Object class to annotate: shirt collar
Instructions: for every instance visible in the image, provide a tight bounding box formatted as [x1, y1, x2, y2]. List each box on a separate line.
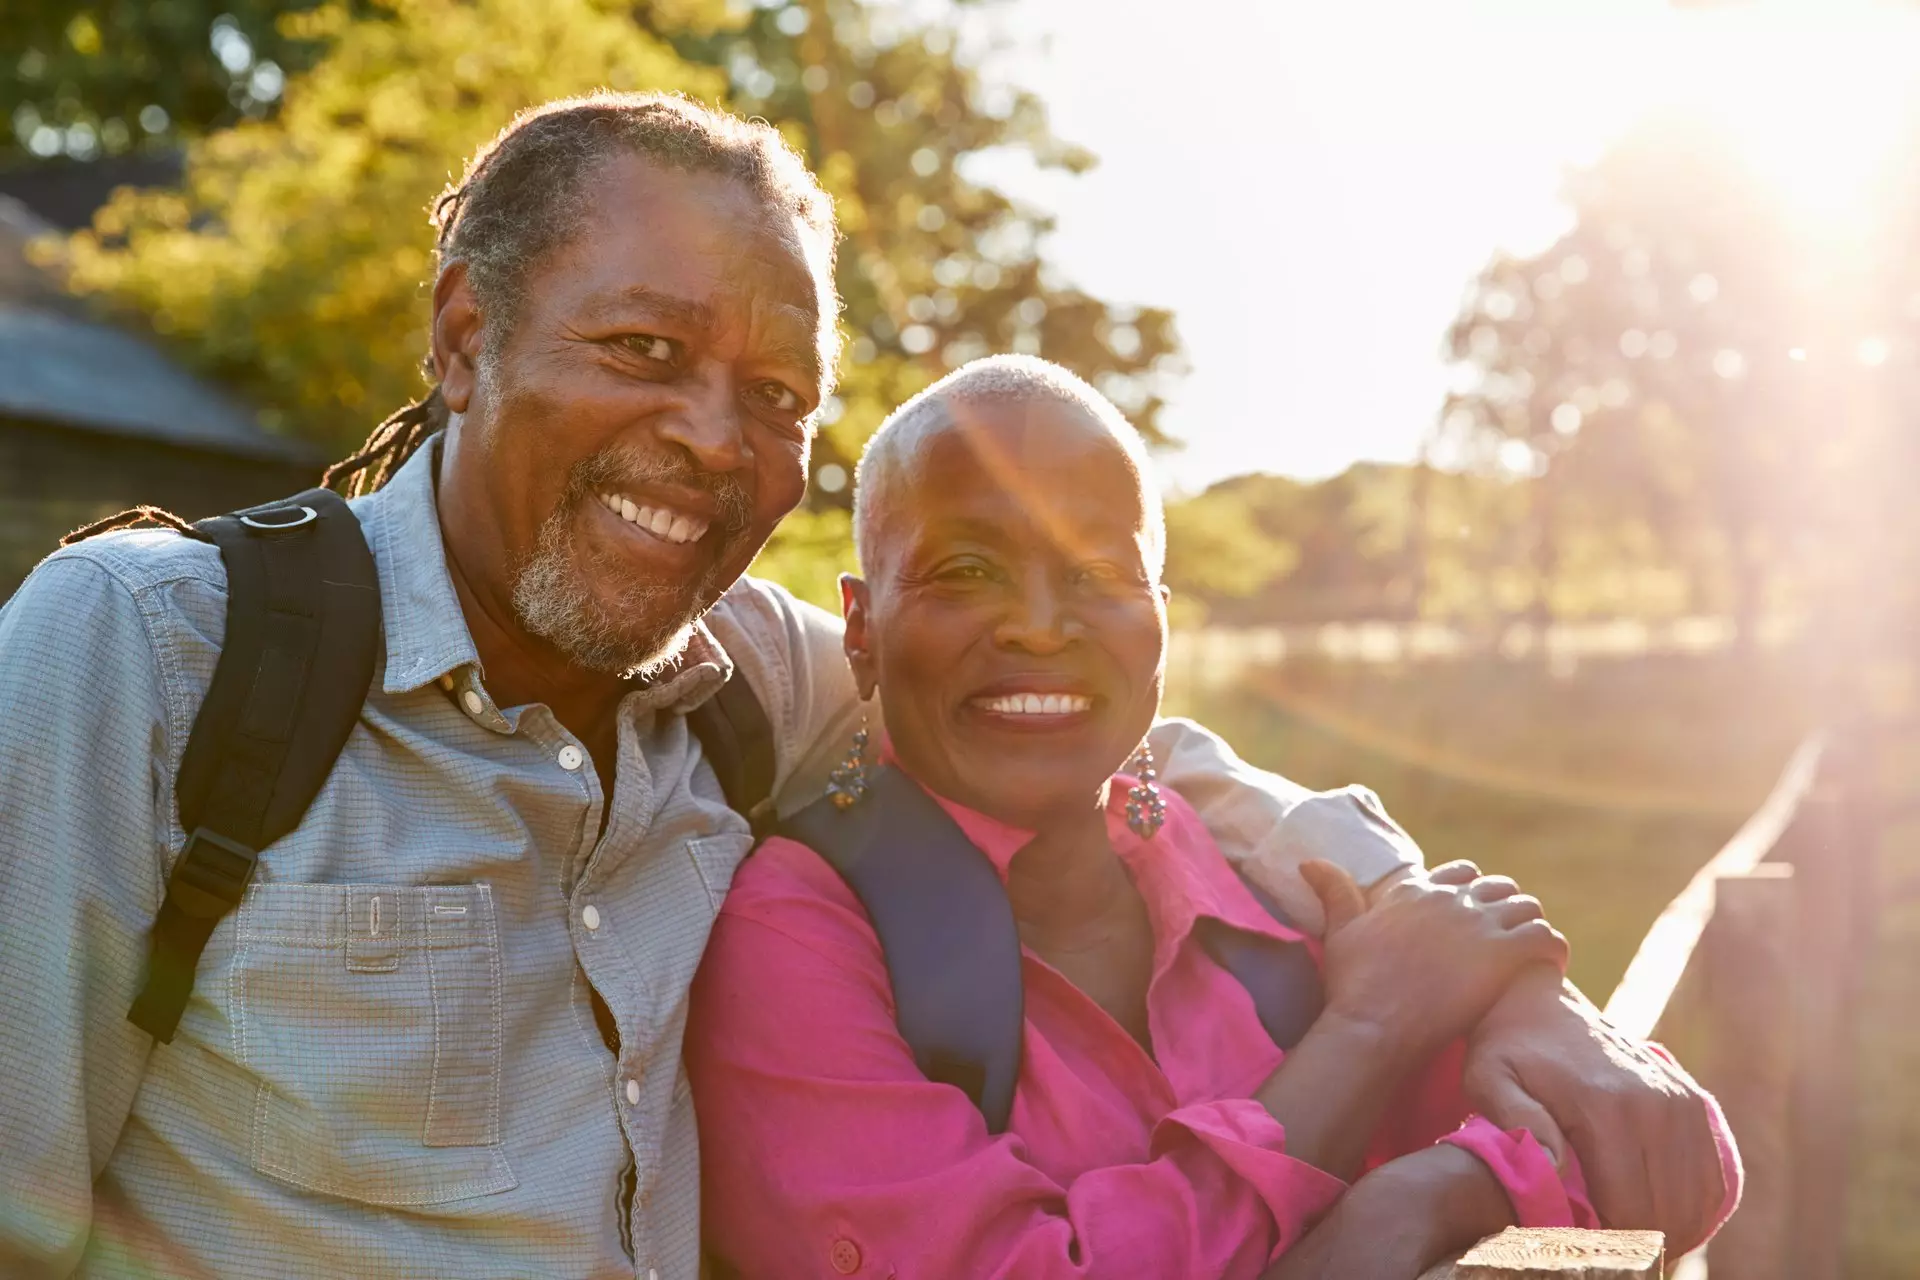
[349, 438, 480, 695]
[883, 748, 1303, 956]
[347, 435, 734, 713]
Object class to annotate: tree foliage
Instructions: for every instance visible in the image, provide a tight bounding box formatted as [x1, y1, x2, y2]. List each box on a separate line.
[3, 1, 327, 160]
[1437, 113, 1920, 646]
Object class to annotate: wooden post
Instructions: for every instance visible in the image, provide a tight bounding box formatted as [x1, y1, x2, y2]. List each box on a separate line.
[1693, 864, 1796, 1280]
[1416, 1228, 1663, 1279]
[1782, 735, 1873, 1280]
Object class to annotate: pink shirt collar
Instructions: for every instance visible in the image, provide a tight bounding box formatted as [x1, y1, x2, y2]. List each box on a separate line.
[877, 740, 1307, 973]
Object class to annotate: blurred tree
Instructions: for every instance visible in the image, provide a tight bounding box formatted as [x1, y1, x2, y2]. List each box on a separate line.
[1, 1, 352, 160]
[1162, 485, 1298, 626]
[1437, 113, 1920, 649]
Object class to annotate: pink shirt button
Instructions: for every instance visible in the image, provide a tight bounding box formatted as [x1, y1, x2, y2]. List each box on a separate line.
[829, 1238, 861, 1274]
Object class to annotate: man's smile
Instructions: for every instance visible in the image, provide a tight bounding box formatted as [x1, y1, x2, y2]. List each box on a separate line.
[595, 489, 712, 546]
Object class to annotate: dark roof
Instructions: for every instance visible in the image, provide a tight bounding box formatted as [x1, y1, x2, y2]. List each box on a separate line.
[0, 153, 186, 232]
[0, 193, 316, 464]
[0, 302, 315, 462]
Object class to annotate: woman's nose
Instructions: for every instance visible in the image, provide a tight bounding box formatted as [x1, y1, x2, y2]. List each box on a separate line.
[994, 578, 1078, 653]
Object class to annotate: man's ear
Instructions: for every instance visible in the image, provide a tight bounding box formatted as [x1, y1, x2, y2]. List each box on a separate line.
[840, 573, 879, 701]
[431, 263, 485, 415]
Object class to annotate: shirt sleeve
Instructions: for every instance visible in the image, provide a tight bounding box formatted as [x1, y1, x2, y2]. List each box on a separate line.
[1384, 1041, 1741, 1244]
[703, 575, 864, 819]
[0, 556, 174, 1273]
[685, 841, 1348, 1280]
[1148, 717, 1425, 935]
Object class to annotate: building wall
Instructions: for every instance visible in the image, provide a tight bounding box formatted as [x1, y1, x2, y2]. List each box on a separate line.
[1, 417, 320, 599]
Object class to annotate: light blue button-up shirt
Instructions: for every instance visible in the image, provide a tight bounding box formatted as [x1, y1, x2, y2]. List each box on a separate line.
[0, 440, 1421, 1277]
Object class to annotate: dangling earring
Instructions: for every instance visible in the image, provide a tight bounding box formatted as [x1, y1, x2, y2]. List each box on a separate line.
[1124, 740, 1166, 839]
[827, 720, 872, 810]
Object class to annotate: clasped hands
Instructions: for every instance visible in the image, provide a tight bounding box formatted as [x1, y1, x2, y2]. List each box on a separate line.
[1274, 858, 1726, 1278]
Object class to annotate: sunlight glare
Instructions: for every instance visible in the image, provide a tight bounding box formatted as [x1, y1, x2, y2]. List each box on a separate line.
[1654, 15, 1916, 232]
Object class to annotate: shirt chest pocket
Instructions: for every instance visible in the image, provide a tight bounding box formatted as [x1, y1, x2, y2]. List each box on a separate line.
[231, 882, 517, 1206]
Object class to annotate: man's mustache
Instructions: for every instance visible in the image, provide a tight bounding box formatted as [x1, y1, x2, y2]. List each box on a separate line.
[567, 445, 752, 538]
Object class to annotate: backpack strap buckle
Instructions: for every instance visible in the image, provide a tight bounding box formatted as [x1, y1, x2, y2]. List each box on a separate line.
[128, 827, 262, 1043]
[167, 827, 260, 918]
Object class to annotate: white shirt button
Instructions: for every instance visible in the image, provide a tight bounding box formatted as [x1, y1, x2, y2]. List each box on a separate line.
[460, 689, 485, 716]
[648, 1270, 659, 1280]
[624, 1077, 641, 1106]
[581, 904, 601, 932]
[557, 744, 585, 771]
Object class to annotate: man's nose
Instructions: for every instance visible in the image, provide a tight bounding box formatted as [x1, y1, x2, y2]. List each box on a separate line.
[654, 370, 751, 473]
[994, 574, 1078, 654]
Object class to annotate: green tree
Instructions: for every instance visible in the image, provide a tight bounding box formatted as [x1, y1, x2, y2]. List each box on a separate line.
[1, 0, 349, 160]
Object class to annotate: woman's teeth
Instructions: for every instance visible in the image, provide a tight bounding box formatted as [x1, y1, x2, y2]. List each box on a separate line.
[598, 492, 710, 546]
[976, 693, 1093, 716]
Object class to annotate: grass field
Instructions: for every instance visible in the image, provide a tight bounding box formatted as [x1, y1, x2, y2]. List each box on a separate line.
[1168, 651, 1814, 996]
[1166, 650, 1920, 1276]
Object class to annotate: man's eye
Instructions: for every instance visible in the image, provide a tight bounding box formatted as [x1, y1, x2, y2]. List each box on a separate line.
[755, 382, 804, 413]
[620, 333, 680, 362]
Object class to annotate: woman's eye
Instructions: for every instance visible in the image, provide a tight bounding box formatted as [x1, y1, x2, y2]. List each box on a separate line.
[620, 333, 680, 362]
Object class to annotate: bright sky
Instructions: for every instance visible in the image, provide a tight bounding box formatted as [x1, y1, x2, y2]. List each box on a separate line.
[965, 0, 1920, 490]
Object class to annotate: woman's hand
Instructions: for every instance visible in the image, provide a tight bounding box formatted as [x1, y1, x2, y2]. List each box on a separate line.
[1302, 858, 1569, 1068]
[1262, 1144, 1516, 1280]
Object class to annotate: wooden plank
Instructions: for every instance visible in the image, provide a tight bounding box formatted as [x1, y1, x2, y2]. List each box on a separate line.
[1693, 864, 1795, 1280]
[1604, 733, 1824, 1039]
[1785, 729, 1876, 1280]
[1416, 1228, 1663, 1278]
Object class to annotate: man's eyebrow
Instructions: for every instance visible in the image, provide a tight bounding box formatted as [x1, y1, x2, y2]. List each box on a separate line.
[760, 328, 824, 389]
[591, 285, 714, 331]
[589, 287, 823, 388]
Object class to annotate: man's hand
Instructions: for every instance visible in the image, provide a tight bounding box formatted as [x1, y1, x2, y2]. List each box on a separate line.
[1463, 962, 1727, 1254]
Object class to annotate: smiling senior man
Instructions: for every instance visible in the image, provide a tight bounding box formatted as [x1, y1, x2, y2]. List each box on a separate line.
[0, 93, 1726, 1278]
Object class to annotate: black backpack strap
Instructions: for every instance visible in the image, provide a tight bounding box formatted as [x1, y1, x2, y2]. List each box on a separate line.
[686, 670, 779, 838]
[127, 489, 381, 1042]
[1196, 873, 1325, 1052]
[783, 764, 1025, 1133]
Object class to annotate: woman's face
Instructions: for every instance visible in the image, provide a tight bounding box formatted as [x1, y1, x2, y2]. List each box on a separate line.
[844, 400, 1168, 830]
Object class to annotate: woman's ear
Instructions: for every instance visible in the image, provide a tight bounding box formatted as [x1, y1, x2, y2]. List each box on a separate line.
[432, 263, 484, 415]
[840, 573, 879, 701]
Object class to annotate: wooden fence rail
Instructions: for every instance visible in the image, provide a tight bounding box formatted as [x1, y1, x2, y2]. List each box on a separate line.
[1427, 727, 1872, 1278]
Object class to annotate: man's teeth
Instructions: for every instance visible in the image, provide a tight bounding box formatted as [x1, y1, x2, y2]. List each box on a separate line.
[598, 493, 710, 546]
[977, 693, 1093, 716]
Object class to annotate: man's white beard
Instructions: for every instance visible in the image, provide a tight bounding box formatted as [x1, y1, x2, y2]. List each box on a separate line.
[510, 498, 707, 679]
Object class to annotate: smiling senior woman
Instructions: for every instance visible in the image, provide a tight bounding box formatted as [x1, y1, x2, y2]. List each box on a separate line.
[685, 356, 1736, 1279]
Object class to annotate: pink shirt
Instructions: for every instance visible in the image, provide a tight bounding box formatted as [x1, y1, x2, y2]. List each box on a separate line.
[686, 773, 1728, 1278]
